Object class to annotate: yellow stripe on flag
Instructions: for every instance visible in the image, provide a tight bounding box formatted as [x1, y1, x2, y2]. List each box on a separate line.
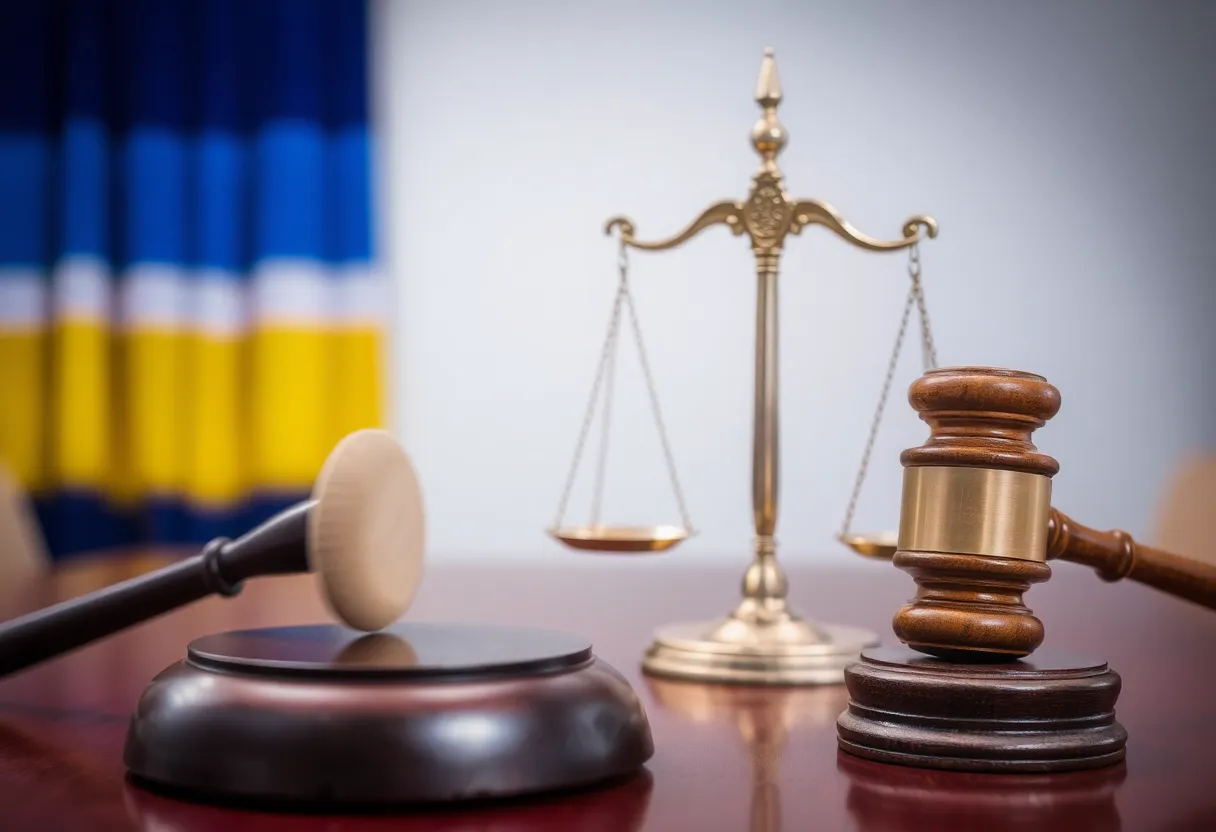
[185, 332, 245, 505]
[23, 316, 386, 510]
[250, 327, 330, 491]
[51, 320, 111, 492]
[123, 329, 185, 495]
[330, 327, 385, 445]
[0, 331, 47, 491]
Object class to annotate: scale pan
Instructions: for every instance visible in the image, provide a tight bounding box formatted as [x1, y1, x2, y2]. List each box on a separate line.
[550, 525, 689, 553]
[839, 531, 898, 559]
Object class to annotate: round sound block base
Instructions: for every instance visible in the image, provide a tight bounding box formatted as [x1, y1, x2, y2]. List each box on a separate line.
[836, 647, 1127, 773]
[123, 623, 654, 805]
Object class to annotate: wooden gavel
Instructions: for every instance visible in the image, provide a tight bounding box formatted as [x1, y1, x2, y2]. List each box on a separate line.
[0, 429, 425, 678]
[890, 366, 1216, 660]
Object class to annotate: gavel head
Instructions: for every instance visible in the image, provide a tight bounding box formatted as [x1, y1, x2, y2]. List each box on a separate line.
[219, 428, 426, 632]
[891, 366, 1061, 661]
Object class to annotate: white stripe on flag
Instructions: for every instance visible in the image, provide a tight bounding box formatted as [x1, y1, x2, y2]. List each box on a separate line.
[0, 268, 47, 329]
[251, 259, 333, 326]
[52, 255, 112, 322]
[118, 263, 187, 330]
[192, 271, 247, 337]
[49, 259, 390, 331]
[335, 263, 388, 327]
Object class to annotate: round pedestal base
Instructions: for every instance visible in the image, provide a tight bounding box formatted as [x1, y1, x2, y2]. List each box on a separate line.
[642, 620, 879, 685]
[836, 647, 1127, 773]
[123, 623, 654, 805]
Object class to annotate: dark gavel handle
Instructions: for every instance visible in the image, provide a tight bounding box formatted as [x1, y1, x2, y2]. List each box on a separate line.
[0, 501, 312, 678]
[1047, 508, 1216, 611]
[0, 542, 239, 677]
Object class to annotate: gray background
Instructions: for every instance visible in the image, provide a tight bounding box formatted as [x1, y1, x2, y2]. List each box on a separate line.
[371, 0, 1216, 562]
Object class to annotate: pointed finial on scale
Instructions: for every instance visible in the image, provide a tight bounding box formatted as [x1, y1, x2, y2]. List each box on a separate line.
[755, 47, 782, 108]
[751, 47, 787, 170]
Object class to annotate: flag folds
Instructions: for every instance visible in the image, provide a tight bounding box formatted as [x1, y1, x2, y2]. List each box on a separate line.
[0, 0, 384, 558]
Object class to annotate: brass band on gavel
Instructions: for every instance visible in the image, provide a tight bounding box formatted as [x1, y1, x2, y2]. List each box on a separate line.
[899, 466, 1052, 564]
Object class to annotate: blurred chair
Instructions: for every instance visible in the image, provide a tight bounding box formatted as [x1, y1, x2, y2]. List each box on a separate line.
[0, 464, 48, 579]
[1153, 452, 1216, 565]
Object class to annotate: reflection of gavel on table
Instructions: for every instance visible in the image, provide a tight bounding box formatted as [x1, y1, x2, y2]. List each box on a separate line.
[885, 366, 1216, 659]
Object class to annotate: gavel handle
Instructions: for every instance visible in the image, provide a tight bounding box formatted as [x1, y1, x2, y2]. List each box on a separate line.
[0, 540, 242, 678]
[1047, 508, 1216, 611]
[0, 501, 312, 678]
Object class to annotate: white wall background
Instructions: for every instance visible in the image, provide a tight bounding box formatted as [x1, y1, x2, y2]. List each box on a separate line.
[371, 0, 1216, 562]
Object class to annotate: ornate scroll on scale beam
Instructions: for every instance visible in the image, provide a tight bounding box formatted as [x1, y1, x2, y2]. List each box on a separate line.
[606, 47, 938, 686]
[606, 50, 936, 260]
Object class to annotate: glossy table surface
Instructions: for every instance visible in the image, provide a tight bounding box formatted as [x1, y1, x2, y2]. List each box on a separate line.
[0, 549, 1213, 831]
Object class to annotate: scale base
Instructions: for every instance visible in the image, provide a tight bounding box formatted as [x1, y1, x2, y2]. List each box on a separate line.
[123, 622, 653, 805]
[836, 646, 1127, 773]
[641, 614, 879, 686]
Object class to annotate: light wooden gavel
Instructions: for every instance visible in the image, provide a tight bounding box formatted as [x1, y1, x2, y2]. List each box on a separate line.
[887, 366, 1216, 660]
[0, 429, 425, 677]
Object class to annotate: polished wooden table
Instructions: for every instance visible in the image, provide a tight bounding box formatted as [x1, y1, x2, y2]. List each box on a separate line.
[0, 550, 1213, 831]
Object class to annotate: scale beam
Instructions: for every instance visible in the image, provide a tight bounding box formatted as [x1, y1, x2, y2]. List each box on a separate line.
[583, 47, 937, 686]
[604, 203, 743, 252]
[790, 202, 937, 252]
[607, 196, 935, 257]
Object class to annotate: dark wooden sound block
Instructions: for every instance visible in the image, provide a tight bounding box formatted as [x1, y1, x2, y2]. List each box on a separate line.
[836, 647, 1126, 773]
[122, 622, 654, 805]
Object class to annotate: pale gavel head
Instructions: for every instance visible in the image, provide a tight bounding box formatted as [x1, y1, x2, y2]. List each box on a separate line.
[218, 427, 427, 631]
[891, 366, 1062, 661]
[305, 428, 427, 630]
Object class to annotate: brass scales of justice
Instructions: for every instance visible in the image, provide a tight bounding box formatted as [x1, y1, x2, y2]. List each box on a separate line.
[548, 47, 943, 685]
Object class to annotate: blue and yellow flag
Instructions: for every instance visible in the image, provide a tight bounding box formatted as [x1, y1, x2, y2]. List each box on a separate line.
[0, 0, 384, 558]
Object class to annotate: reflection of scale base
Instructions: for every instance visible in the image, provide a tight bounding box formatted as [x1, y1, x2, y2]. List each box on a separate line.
[642, 614, 879, 685]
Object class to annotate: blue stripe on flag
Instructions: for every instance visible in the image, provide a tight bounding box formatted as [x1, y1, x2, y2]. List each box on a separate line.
[35, 490, 311, 558]
[324, 0, 368, 129]
[255, 122, 326, 260]
[253, 0, 323, 124]
[0, 3, 51, 132]
[36, 492, 134, 558]
[196, 131, 248, 272]
[116, 0, 190, 132]
[62, 0, 111, 125]
[199, 0, 250, 134]
[122, 128, 186, 264]
[0, 135, 49, 265]
[59, 119, 109, 259]
[186, 492, 312, 550]
[329, 127, 372, 263]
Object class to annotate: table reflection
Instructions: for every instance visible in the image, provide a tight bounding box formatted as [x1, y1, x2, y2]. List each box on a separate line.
[0, 718, 133, 831]
[124, 768, 653, 832]
[0, 708, 654, 831]
[838, 751, 1126, 832]
[646, 675, 847, 832]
